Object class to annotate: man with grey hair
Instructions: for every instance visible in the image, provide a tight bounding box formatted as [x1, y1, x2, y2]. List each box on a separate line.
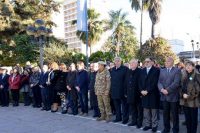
[110, 57, 129, 124]
[158, 57, 181, 133]
[125, 59, 143, 128]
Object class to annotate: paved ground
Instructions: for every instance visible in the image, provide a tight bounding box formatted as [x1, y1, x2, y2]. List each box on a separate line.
[0, 104, 199, 133]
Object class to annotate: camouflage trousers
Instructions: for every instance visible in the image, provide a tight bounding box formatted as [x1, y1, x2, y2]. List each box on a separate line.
[97, 95, 112, 117]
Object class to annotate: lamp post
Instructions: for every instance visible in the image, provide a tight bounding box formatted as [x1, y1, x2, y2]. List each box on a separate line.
[26, 19, 52, 69]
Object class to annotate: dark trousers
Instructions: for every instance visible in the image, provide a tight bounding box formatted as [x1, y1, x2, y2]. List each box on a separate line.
[90, 89, 100, 116]
[163, 101, 179, 133]
[32, 85, 42, 106]
[78, 91, 88, 113]
[41, 87, 50, 109]
[129, 101, 143, 126]
[0, 89, 9, 106]
[113, 97, 129, 121]
[23, 92, 31, 106]
[184, 106, 198, 133]
[11, 89, 19, 104]
[68, 89, 78, 115]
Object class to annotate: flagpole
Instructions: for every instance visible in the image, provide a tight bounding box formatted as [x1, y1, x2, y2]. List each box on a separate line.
[85, 0, 89, 69]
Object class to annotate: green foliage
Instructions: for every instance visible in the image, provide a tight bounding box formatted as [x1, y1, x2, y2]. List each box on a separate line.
[0, 0, 60, 44]
[0, 34, 38, 66]
[73, 9, 105, 54]
[102, 13, 139, 63]
[137, 37, 179, 65]
[72, 53, 87, 65]
[44, 41, 71, 65]
[89, 51, 114, 63]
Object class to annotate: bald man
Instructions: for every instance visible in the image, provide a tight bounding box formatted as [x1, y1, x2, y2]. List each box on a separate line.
[158, 57, 181, 133]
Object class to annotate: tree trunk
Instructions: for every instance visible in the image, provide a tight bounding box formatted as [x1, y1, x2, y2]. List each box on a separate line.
[90, 45, 92, 56]
[151, 23, 155, 39]
[140, 0, 144, 49]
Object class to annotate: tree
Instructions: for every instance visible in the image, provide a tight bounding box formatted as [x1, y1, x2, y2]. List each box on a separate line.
[137, 37, 179, 65]
[89, 51, 114, 63]
[102, 26, 138, 62]
[73, 9, 104, 54]
[129, 0, 162, 39]
[44, 40, 72, 64]
[0, 0, 60, 44]
[0, 34, 38, 66]
[106, 9, 134, 56]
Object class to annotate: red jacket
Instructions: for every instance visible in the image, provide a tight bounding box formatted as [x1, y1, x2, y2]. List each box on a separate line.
[8, 74, 21, 90]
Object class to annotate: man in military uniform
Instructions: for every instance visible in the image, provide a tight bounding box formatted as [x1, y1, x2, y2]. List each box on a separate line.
[95, 61, 112, 122]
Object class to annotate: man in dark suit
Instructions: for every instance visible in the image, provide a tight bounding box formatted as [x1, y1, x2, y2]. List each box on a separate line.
[110, 57, 129, 124]
[139, 58, 160, 132]
[0, 68, 10, 107]
[125, 59, 143, 128]
[158, 57, 181, 133]
[76, 61, 89, 116]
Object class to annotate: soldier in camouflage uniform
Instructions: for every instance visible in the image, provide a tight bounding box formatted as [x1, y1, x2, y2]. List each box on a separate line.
[95, 61, 112, 122]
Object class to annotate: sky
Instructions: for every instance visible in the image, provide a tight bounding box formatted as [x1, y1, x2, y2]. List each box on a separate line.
[52, 0, 200, 51]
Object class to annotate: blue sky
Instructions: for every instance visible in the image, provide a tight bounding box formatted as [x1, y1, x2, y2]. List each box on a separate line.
[53, 0, 200, 51]
[108, 0, 200, 50]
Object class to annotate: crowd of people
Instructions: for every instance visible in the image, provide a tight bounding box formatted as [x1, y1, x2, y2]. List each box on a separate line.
[0, 57, 200, 133]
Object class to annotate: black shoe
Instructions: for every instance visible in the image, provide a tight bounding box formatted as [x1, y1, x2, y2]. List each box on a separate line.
[32, 104, 37, 108]
[122, 120, 128, 124]
[161, 129, 170, 133]
[136, 124, 142, 129]
[128, 122, 136, 126]
[51, 108, 58, 113]
[113, 119, 122, 123]
[143, 126, 151, 131]
[93, 114, 100, 118]
[152, 127, 157, 132]
[36, 105, 41, 108]
[41, 107, 46, 111]
[46, 108, 51, 111]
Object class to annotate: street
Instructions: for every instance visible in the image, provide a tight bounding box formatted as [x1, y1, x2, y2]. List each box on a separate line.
[0, 105, 199, 133]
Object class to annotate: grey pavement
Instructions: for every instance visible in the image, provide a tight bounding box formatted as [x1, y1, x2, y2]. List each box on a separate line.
[0, 104, 199, 133]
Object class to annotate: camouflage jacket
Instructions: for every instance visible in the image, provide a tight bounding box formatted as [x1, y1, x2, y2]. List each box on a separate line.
[95, 68, 111, 95]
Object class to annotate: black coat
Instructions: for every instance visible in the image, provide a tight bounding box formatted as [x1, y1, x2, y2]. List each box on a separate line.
[110, 65, 128, 99]
[51, 70, 68, 92]
[125, 68, 141, 104]
[139, 66, 160, 109]
[0, 74, 9, 90]
[66, 71, 77, 89]
[76, 69, 89, 93]
[88, 71, 97, 91]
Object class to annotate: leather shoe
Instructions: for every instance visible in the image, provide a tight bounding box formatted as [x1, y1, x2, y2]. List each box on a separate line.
[143, 126, 151, 131]
[112, 119, 122, 123]
[152, 127, 157, 132]
[128, 122, 136, 126]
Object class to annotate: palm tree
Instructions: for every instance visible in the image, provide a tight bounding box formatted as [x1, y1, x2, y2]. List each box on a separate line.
[129, 0, 162, 39]
[73, 9, 104, 55]
[107, 9, 133, 56]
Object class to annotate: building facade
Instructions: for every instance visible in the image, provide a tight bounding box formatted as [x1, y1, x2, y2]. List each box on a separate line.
[63, 0, 109, 53]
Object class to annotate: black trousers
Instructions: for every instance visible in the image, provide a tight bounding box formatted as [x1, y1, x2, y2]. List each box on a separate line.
[11, 89, 19, 104]
[113, 97, 129, 121]
[69, 89, 78, 115]
[32, 85, 42, 106]
[162, 101, 179, 133]
[0, 89, 9, 106]
[129, 101, 143, 126]
[184, 106, 198, 133]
